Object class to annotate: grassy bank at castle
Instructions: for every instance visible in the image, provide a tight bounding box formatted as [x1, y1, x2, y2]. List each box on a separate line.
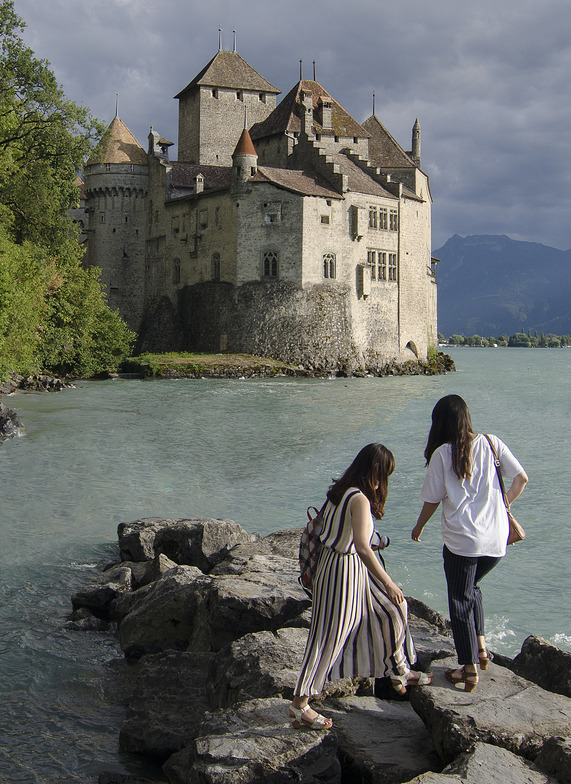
[120, 351, 455, 379]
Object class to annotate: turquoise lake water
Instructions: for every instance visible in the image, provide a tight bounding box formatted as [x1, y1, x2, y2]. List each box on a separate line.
[0, 346, 569, 781]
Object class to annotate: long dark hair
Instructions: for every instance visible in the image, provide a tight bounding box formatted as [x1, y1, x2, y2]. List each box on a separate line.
[424, 394, 474, 479]
[327, 443, 395, 520]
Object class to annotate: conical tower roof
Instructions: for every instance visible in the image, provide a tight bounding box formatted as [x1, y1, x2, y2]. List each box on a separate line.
[232, 127, 257, 157]
[86, 117, 147, 166]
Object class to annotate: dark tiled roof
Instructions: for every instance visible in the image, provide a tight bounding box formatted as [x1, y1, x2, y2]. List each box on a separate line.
[175, 50, 280, 98]
[254, 166, 342, 198]
[362, 115, 415, 168]
[329, 153, 397, 199]
[171, 162, 232, 191]
[250, 80, 370, 141]
[86, 117, 147, 166]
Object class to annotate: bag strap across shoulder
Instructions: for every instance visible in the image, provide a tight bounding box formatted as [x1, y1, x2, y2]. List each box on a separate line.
[484, 434, 509, 509]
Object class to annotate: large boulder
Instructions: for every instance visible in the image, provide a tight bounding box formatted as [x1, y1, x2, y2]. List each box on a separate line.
[71, 565, 133, 619]
[511, 635, 571, 698]
[119, 650, 213, 760]
[117, 517, 257, 571]
[324, 695, 440, 783]
[409, 657, 571, 765]
[116, 566, 209, 659]
[163, 698, 341, 784]
[404, 742, 559, 784]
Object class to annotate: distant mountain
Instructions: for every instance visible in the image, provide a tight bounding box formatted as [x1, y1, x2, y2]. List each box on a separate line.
[433, 234, 571, 337]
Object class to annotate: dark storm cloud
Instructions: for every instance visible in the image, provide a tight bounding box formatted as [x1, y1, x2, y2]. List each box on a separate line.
[13, 0, 571, 250]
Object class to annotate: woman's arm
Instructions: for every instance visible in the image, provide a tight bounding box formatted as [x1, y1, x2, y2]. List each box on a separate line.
[411, 501, 440, 542]
[505, 470, 528, 507]
[351, 493, 404, 605]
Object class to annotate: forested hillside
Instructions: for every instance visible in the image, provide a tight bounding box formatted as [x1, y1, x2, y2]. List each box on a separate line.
[434, 234, 571, 337]
[0, 1, 134, 379]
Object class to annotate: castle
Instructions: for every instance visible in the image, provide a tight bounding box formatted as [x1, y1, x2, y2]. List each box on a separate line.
[81, 47, 437, 371]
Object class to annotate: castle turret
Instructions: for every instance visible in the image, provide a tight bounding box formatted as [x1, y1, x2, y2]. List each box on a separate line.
[83, 117, 148, 331]
[231, 127, 258, 192]
[411, 118, 421, 167]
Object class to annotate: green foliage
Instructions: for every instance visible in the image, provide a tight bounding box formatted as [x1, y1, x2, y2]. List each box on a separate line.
[0, 1, 133, 377]
[441, 331, 570, 349]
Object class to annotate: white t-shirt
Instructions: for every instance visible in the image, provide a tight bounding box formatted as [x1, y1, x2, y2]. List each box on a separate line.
[421, 434, 524, 558]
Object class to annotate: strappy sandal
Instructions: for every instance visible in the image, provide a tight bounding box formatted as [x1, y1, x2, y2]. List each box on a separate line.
[390, 670, 433, 694]
[478, 648, 490, 670]
[289, 704, 332, 730]
[445, 667, 478, 693]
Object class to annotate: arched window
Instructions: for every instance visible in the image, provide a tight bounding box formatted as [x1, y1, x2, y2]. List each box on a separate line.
[262, 250, 279, 278]
[212, 253, 221, 281]
[173, 258, 181, 284]
[323, 252, 336, 279]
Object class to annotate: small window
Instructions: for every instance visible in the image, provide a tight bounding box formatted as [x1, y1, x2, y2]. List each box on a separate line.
[368, 206, 377, 229]
[212, 253, 220, 281]
[259, 92, 265, 102]
[388, 253, 397, 280]
[389, 209, 398, 231]
[320, 215, 330, 225]
[379, 208, 388, 230]
[323, 253, 336, 279]
[263, 250, 279, 278]
[99, 213, 105, 223]
[212, 88, 218, 98]
[199, 209, 208, 229]
[263, 202, 281, 224]
[353, 137, 358, 144]
[105, 163, 111, 172]
[379, 252, 387, 280]
[236, 91, 243, 101]
[124, 216, 129, 223]
[173, 258, 181, 285]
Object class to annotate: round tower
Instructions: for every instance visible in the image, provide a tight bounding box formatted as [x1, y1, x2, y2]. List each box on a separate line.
[231, 127, 258, 191]
[83, 117, 148, 332]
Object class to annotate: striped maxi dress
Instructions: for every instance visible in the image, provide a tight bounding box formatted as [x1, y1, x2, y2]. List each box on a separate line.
[295, 487, 417, 696]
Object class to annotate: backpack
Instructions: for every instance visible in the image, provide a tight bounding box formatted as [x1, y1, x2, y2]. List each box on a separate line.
[298, 503, 326, 597]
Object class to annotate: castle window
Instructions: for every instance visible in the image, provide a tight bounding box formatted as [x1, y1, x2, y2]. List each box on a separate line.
[334, 135, 339, 143]
[236, 91, 243, 101]
[368, 250, 376, 279]
[263, 202, 281, 224]
[262, 250, 279, 278]
[99, 213, 105, 223]
[353, 137, 358, 144]
[323, 253, 336, 279]
[389, 209, 398, 231]
[320, 215, 330, 225]
[368, 206, 378, 229]
[212, 88, 218, 98]
[125, 216, 129, 223]
[379, 208, 388, 230]
[212, 253, 221, 281]
[199, 209, 208, 229]
[105, 163, 111, 171]
[173, 258, 181, 285]
[388, 253, 397, 280]
[379, 252, 387, 280]
[259, 92, 265, 102]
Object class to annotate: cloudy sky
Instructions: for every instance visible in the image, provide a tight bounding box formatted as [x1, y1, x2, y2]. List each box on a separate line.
[13, 0, 571, 250]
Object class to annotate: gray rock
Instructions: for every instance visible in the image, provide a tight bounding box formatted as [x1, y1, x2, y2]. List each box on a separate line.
[404, 741, 559, 783]
[163, 697, 341, 784]
[211, 528, 302, 565]
[511, 635, 571, 698]
[71, 565, 133, 618]
[0, 401, 23, 440]
[117, 566, 209, 659]
[65, 606, 115, 632]
[409, 657, 571, 764]
[324, 695, 440, 783]
[534, 736, 571, 784]
[117, 518, 257, 571]
[407, 614, 455, 673]
[120, 650, 213, 760]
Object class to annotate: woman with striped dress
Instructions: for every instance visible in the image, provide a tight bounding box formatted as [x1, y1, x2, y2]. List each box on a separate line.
[290, 443, 432, 730]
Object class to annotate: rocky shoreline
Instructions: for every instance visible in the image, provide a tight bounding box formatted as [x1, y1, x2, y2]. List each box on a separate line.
[69, 518, 571, 784]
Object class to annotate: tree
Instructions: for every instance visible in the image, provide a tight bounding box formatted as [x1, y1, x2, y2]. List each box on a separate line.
[0, 1, 134, 376]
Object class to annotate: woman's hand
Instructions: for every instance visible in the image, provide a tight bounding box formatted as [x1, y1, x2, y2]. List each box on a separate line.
[411, 522, 424, 542]
[385, 580, 405, 605]
[411, 501, 440, 542]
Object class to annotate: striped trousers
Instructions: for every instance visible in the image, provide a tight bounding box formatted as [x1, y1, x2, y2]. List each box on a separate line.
[443, 545, 502, 665]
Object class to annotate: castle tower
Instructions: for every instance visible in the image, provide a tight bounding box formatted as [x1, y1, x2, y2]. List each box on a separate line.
[174, 49, 280, 165]
[411, 118, 421, 167]
[231, 126, 258, 192]
[83, 117, 148, 331]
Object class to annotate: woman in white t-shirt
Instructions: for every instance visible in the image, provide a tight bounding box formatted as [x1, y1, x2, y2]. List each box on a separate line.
[411, 395, 528, 692]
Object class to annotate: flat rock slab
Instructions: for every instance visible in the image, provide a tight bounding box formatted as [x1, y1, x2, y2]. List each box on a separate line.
[409, 657, 571, 764]
[120, 650, 213, 760]
[163, 697, 341, 784]
[324, 695, 440, 784]
[404, 741, 559, 783]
